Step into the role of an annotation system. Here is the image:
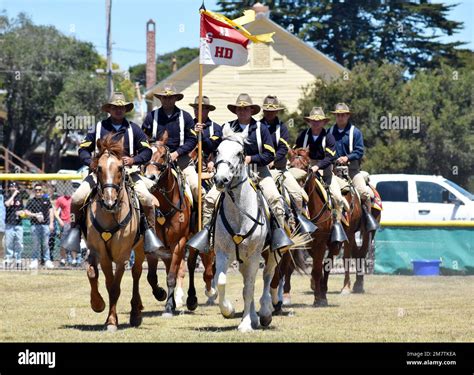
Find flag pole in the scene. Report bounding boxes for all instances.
[197,1,206,232]
[197,64,203,231]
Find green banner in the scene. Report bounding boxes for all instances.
[375,226,474,275]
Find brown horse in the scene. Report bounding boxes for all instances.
[86,133,144,331]
[275,147,342,307]
[144,131,215,314]
[324,166,381,295]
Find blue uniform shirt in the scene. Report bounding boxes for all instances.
[329,122,364,161]
[78,118,152,167]
[226,118,275,167]
[142,106,197,156]
[260,117,290,170]
[194,118,223,158]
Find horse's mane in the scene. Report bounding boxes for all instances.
[89,133,124,171]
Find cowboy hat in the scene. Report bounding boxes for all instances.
[262,95,284,111]
[153,83,184,101]
[227,93,261,115]
[304,107,330,122]
[189,95,216,111]
[101,92,134,113]
[331,102,351,114]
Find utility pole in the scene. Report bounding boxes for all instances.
[106,0,113,99]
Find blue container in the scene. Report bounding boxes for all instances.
[412,260,442,276]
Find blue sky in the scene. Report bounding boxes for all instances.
[2,0,473,70]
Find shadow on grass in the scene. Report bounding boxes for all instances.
[141,309,199,318]
[61,323,131,331]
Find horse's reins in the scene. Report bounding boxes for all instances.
[147,146,185,219]
[91,153,136,244]
[304,170,332,225]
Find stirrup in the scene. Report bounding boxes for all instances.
[144,229,168,257]
[363,205,379,232]
[331,221,348,243]
[271,227,294,252]
[63,227,81,252]
[186,226,210,254]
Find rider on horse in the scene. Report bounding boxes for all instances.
[328,103,377,230]
[260,95,314,233]
[63,92,164,254]
[189,93,293,252]
[190,95,222,190]
[292,107,349,232]
[141,84,200,202]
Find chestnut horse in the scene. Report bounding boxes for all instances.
[86,134,144,331]
[324,166,381,295]
[277,148,342,307]
[144,131,215,315]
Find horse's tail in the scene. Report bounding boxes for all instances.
[287,231,312,274]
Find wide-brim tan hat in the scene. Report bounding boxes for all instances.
[153,83,184,101]
[227,93,260,115]
[101,92,134,113]
[304,107,330,122]
[262,95,284,111]
[331,102,351,114]
[189,95,216,111]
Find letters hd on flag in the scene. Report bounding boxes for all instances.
[200,11,250,66]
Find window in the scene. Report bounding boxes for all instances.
[252,43,270,68]
[376,181,409,202]
[416,181,449,204]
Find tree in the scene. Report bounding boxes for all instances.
[292,62,473,188]
[129,47,199,86]
[0,13,102,171]
[216,0,465,72]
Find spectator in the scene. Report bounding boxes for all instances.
[25,183,54,269]
[4,182,25,267]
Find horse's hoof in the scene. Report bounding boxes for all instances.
[353,282,365,294]
[130,314,142,328]
[186,296,198,311]
[260,315,272,327]
[221,308,235,319]
[153,287,167,302]
[91,298,106,313]
[313,299,328,307]
[272,301,283,315]
[238,324,253,333]
[206,298,216,306]
[340,288,351,296]
[282,294,291,306]
[106,324,118,333]
[162,311,173,319]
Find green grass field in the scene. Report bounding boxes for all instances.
[0,268,472,342]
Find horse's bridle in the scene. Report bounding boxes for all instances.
[96,159,125,212]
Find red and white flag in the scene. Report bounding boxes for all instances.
[200,11,250,66]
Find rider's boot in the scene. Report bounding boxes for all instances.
[63,201,83,252]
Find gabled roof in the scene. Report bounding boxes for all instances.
[145,14,345,99]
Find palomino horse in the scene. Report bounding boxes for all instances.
[86,133,144,331]
[144,131,216,315]
[213,125,278,332]
[278,147,342,307]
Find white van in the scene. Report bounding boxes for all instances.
[369,174,474,221]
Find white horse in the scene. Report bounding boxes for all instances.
[213,125,279,332]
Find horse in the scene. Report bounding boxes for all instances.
[144,130,215,316]
[323,165,381,295]
[277,147,343,307]
[86,133,144,331]
[212,125,278,332]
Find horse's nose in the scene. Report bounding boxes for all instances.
[145,174,156,181]
[104,199,116,210]
[215,176,229,190]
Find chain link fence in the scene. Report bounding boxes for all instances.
[0,178,87,270]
